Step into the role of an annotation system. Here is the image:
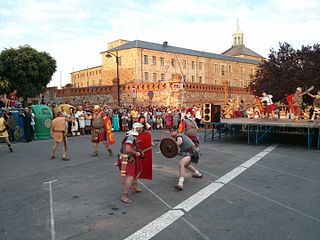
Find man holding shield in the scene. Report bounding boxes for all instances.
[91,105,113,157]
[169,126,202,191]
[118,122,150,203]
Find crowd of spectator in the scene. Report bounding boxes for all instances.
[57,104,205,137]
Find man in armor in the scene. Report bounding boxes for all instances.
[308,90,320,121]
[293,87,307,121]
[170,126,202,191]
[91,105,113,157]
[260,92,277,119]
[182,108,200,151]
[118,122,145,203]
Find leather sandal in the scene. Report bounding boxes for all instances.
[121,194,132,203]
[50,156,55,159]
[130,186,142,193]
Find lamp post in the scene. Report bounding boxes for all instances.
[106,51,120,106]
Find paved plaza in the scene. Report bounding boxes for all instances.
[0,130,319,240]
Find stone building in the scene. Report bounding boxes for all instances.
[47,27,264,107]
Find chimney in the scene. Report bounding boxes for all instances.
[163,41,168,47]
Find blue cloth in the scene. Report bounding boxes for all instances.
[112,114,120,131]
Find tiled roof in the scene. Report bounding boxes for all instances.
[222,45,264,59]
[106,40,260,65]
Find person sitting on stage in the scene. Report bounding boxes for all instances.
[118,122,144,203]
[279,106,288,119]
[170,126,202,191]
[246,104,254,119]
[307,90,320,121]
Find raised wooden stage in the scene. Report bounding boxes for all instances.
[204,118,320,150]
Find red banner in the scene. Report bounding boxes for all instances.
[286,94,296,114]
[136,132,152,179]
[104,117,115,145]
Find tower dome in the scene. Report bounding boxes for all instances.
[232,21,244,46]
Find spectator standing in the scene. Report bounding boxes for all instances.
[76,106,86,135]
[20,107,32,142]
[165,110,173,129]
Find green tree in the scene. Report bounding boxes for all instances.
[249,42,320,103]
[0,45,56,101]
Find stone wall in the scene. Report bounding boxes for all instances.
[45,79,254,108]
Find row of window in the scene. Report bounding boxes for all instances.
[143,72,204,83]
[143,55,203,70]
[143,55,255,76]
[73,69,102,79]
[76,79,103,87]
[75,78,246,88]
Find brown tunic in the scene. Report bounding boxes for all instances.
[51,116,66,142]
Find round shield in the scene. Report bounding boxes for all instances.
[92,117,104,129]
[160,138,179,158]
[314,98,320,110]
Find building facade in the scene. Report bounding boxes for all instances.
[48,27,263,107]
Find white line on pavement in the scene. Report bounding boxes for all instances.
[138,181,211,240]
[43,179,58,240]
[124,145,278,240]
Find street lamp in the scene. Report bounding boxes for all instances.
[106,51,120,106]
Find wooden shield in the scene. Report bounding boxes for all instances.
[136,132,152,180]
[160,138,179,158]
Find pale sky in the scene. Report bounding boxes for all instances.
[1,0,319,87]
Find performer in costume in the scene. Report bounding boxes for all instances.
[260,92,277,119]
[91,105,113,157]
[169,126,202,191]
[292,87,307,121]
[50,111,71,161]
[0,111,13,152]
[117,122,148,203]
[180,108,200,151]
[308,90,320,121]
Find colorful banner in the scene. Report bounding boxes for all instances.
[255,96,264,113]
[178,120,185,133]
[104,116,115,145]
